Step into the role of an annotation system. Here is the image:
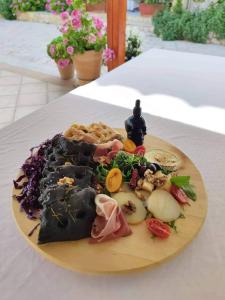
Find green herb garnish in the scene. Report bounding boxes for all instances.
[110,151,147,182]
[170,176,197,201]
[181,185,197,201]
[179,213,186,219]
[167,220,177,232]
[170,176,190,187]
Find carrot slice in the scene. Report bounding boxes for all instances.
[123,138,136,153]
[106,168,123,193]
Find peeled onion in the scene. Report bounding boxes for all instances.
[146,190,181,222]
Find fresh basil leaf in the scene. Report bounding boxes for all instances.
[170,176,190,187]
[181,185,197,201]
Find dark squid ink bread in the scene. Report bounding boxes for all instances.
[38,185,96,244]
[39,165,95,193]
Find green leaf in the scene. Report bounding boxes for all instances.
[170,176,197,201]
[181,185,197,201]
[170,176,190,187]
[167,220,177,232]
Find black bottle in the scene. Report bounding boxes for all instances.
[125,100,147,146]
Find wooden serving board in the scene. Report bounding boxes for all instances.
[12,132,207,274]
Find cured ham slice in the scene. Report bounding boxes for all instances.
[90,194,132,243]
[94,139,123,164]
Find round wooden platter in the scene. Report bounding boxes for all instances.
[12,132,208,274]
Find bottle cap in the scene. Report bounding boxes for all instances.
[133,99,141,117]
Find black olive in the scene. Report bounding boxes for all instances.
[146,162,161,174]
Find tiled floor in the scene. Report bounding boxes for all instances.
[0,69,73,129]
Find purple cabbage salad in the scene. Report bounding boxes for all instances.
[13,134,62,219]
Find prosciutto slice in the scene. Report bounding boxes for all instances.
[93,139,123,164]
[90,194,132,243]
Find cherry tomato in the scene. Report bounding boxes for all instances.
[146,218,170,239]
[134,145,146,156]
[170,184,189,205]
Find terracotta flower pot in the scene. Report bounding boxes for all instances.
[73,50,103,86]
[139,3,164,16]
[86,1,106,12]
[57,62,74,80]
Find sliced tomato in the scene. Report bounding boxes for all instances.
[146,218,170,239]
[134,145,146,156]
[170,184,189,205]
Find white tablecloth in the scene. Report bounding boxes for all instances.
[1,51,225,300]
[73,49,225,135]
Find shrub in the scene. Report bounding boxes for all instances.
[125,32,142,61]
[46,0,105,15]
[11,0,46,14]
[206,0,225,40]
[137,0,171,4]
[0,0,16,19]
[45,0,70,14]
[153,0,225,43]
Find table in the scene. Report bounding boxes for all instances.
[73,49,225,135]
[1,50,225,300]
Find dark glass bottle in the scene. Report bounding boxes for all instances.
[125,100,147,146]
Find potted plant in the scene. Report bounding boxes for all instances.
[125,32,142,62]
[60,9,114,85]
[138,0,165,16]
[47,36,74,80]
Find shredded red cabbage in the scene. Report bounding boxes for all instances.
[13,134,61,219]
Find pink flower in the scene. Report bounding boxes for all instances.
[66,0,73,5]
[45,3,50,11]
[63,38,69,45]
[71,9,81,18]
[57,59,70,69]
[88,34,96,44]
[103,48,115,64]
[97,31,103,39]
[49,45,56,56]
[72,17,81,30]
[60,11,69,21]
[60,24,69,34]
[93,16,104,31]
[67,46,74,55]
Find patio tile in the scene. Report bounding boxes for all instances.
[0,76,21,86]
[47,83,72,92]
[22,76,44,84]
[0,70,20,77]
[48,91,67,102]
[17,92,47,106]
[0,107,14,123]
[20,82,47,94]
[0,122,10,129]
[0,95,17,108]
[14,105,44,121]
[0,85,20,96]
